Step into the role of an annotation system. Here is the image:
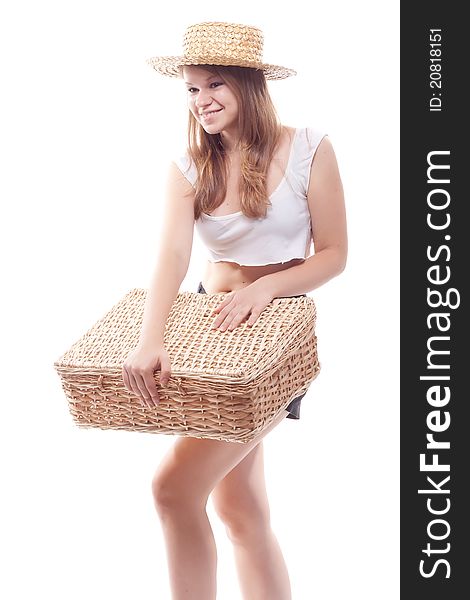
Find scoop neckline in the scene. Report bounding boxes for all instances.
[202,127,299,221]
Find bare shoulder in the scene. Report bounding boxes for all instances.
[306,135,347,260]
[167,160,197,197]
[309,135,341,185]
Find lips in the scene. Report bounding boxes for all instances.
[200,108,223,118]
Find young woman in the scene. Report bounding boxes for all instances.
[122,22,347,600]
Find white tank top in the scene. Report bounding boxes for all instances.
[174,127,327,266]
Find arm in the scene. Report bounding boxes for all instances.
[256,135,347,298]
[138,161,195,348]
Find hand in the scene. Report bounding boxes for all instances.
[210,281,274,332]
[122,342,171,408]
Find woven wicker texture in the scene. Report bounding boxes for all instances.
[54,289,320,443]
[146,22,297,80]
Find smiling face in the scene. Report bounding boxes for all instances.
[183,65,240,140]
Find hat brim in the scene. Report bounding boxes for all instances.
[146,56,297,80]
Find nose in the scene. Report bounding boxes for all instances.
[195,89,213,109]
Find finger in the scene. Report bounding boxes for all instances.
[136,372,160,408]
[211,292,235,315]
[247,306,262,326]
[130,372,153,408]
[126,371,146,407]
[141,369,160,405]
[211,299,229,315]
[211,307,231,329]
[217,307,244,331]
[159,356,172,387]
[123,368,150,404]
[122,365,132,392]
[226,311,247,331]
[135,372,158,407]
[211,308,229,328]
[211,299,238,328]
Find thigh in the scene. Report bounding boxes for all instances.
[210,438,270,519]
[155,409,290,503]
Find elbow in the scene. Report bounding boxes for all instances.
[338,252,347,274]
[331,245,348,276]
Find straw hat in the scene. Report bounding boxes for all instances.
[146,21,297,80]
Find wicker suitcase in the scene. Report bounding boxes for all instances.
[54,288,321,443]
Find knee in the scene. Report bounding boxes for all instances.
[151,469,207,516]
[151,470,186,515]
[213,494,271,543]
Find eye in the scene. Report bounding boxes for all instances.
[186,82,223,94]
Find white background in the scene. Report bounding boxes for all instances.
[0,1,399,598]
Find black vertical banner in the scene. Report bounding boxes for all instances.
[401,3,468,599]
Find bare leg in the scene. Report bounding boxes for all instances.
[155,495,217,599]
[151,409,290,600]
[211,439,291,600]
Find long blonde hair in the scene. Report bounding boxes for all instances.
[182,65,282,220]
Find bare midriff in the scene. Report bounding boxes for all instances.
[201,257,306,294]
